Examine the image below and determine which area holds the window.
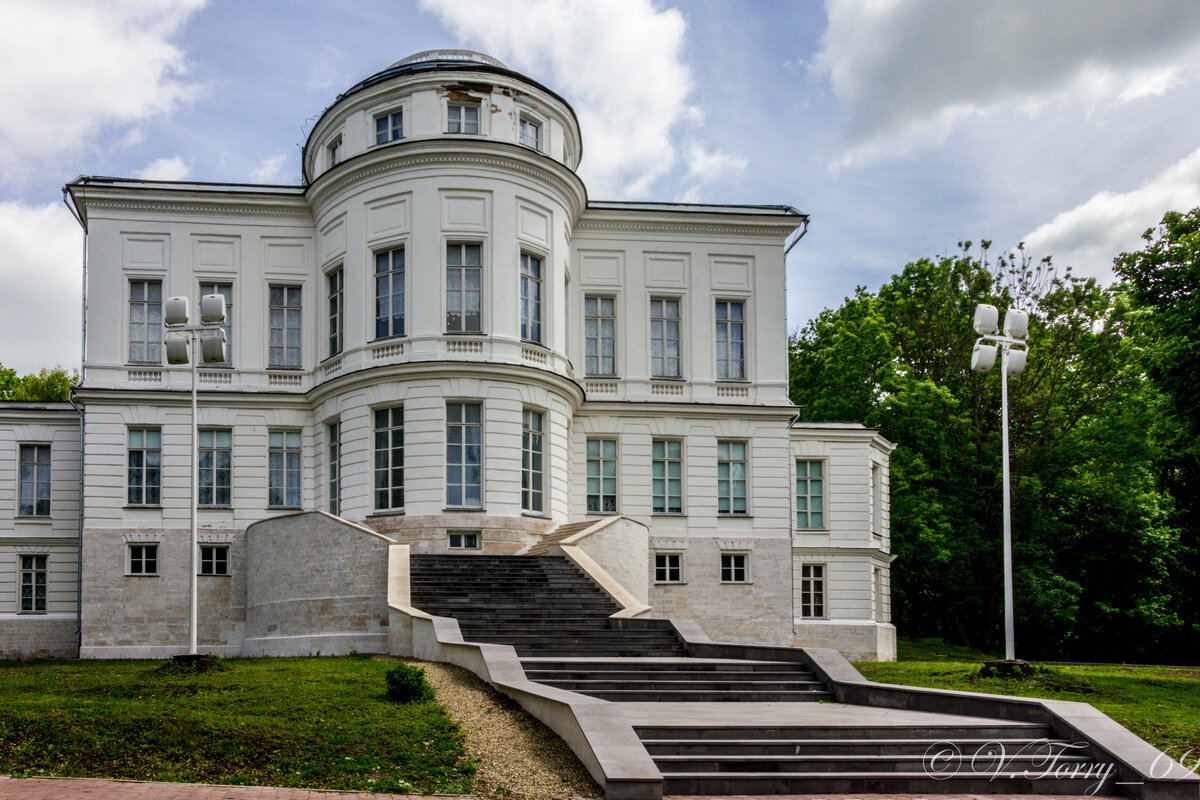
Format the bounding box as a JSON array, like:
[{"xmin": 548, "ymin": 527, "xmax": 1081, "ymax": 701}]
[
  {"xmin": 795, "ymin": 460, "xmax": 824, "ymax": 528},
  {"xmin": 650, "ymin": 297, "xmax": 681, "ymax": 378},
  {"xmin": 584, "ymin": 296, "xmax": 616, "ymax": 376},
  {"xmin": 328, "ymin": 268, "xmax": 343, "ymax": 357},
  {"xmin": 200, "ymin": 545, "xmax": 229, "ymax": 576},
  {"xmin": 721, "ymin": 552, "xmax": 749, "ymax": 583},
  {"xmin": 375, "ymin": 110, "xmax": 404, "ymax": 144},
  {"xmin": 374, "ymin": 408, "xmax": 404, "ymax": 511},
  {"xmin": 327, "ymin": 135, "xmax": 342, "ymax": 167},
  {"xmin": 520, "ymin": 253, "xmax": 542, "ymax": 343},
  {"xmin": 800, "ymin": 563, "xmax": 825, "ymax": 618},
  {"xmin": 446, "ymin": 243, "xmax": 482, "ymax": 333},
  {"xmin": 871, "ymin": 463, "xmax": 883, "ymax": 536},
  {"xmin": 328, "ymin": 421, "xmax": 341, "ymax": 516},
  {"xmin": 522, "ymin": 409, "xmax": 544, "ymax": 513},
  {"xmin": 651, "ymin": 440, "xmax": 683, "ymax": 514},
  {"xmin": 129, "ymin": 544, "xmax": 158, "ymax": 576},
  {"xmin": 129, "ymin": 279, "xmax": 162, "ymax": 364},
  {"xmin": 874, "ymin": 566, "xmax": 886, "ymax": 622},
  {"xmin": 268, "ymin": 285, "xmax": 302, "ymax": 368},
  {"xmin": 198, "ymin": 429, "xmax": 232, "ymax": 507},
  {"xmin": 655, "ymin": 552, "xmax": 682, "ymax": 583},
  {"xmin": 446, "ymin": 402, "xmax": 482, "ymax": 507},
  {"xmin": 449, "ymin": 531, "xmax": 480, "ymax": 550},
  {"xmin": 717, "ymin": 441, "xmax": 748, "ymax": 515},
  {"xmin": 268, "ymin": 430, "xmax": 301, "ymax": 508},
  {"xmin": 18, "ymin": 444, "xmax": 51, "ymax": 517},
  {"xmin": 519, "ymin": 117, "xmax": 541, "ymax": 150},
  {"xmin": 715, "ymin": 300, "xmax": 745, "ymax": 380},
  {"xmin": 585, "ymin": 438, "xmax": 618, "ymax": 513},
  {"xmin": 199, "ymin": 282, "xmax": 233, "ymax": 365},
  {"xmin": 19, "ymin": 555, "xmax": 46, "ymax": 612},
  {"xmin": 127, "ymin": 428, "xmax": 161, "ymax": 506},
  {"xmin": 447, "ymin": 102, "xmax": 479, "ymax": 134},
  {"xmin": 375, "ymin": 248, "xmax": 405, "ymax": 339}
]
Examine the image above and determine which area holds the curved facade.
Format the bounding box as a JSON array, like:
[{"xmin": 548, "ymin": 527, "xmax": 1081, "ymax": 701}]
[{"xmin": 18, "ymin": 50, "xmax": 897, "ymax": 660}]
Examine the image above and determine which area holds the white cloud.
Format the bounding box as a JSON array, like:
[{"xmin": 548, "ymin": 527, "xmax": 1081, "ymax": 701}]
[
  {"xmin": 249, "ymin": 153, "xmax": 289, "ymax": 184},
  {"xmin": 816, "ymin": 0, "xmax": 1200, "ymax": 166},
  {"xmin": 0, "ymin": 203, "xmax": 82, "ymax": 373},
  {"xmin": 0, "ymin": 0, "xmax": 205, "ymax": 180},
  {"xmin": 420, "ymin": 0, "xmax": 701, "ymax": 198},
  {"xmin": 1023, "ymin": 147, "xmax": 1200, "ymax": 279},
  {"xmin": 135, "ymin": 156, "xmax": 191, "ymax": 182}
]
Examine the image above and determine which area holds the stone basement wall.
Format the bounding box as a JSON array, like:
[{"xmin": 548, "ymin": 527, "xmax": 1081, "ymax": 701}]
[
  {"xmin": 575, "ymin": 517, "xmax": 649, "ymax": 605},
  {"xmin": 793, "ymin": 620, "xmax": 897, "ymax": 662},
  {"xmin": 0, "ymin": 617, "xmax": 76, "ymax": 658},
  {"xmin": 363, "ymin": 512, "xmax": 555, "ymax": 555},
  {"xmin": 244, "ymin": 511, "xmax": 394, "ymax": 656}
]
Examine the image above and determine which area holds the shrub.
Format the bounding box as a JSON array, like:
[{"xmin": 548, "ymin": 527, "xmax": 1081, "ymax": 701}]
[{"xmin": 385, "ymin": 663, "xmax": 435, "ymax": 703}]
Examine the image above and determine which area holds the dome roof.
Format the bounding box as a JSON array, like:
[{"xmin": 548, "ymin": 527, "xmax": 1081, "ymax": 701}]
[{"xmin": 388, "ymin": 50, "xmax": 507, "ymax": 69}]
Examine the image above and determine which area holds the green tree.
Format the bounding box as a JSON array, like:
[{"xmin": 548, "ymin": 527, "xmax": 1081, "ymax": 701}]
[{"xmin": 0, "ymin": 364, "xmax": 78, "ymax": 402}]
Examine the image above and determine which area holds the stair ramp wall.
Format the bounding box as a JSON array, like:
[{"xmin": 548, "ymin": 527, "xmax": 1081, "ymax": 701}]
[{"xmin": 524, "ymin": 516, "xmax": 650, "ymax": 614}]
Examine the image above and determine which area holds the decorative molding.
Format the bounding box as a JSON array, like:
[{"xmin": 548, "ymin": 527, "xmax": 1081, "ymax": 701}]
[
  {"xmin": 575, "ymin": 219, "xmax": 790, "ymax": 238},
  {"xmin": 585, "ymin": 381, "xmax": 618, "ymax": 395},
  {"xmin": 716, "ymin": 539, "xmax": 755, "ymax": 551},
  {"xmin": 199, "ymin": 371, "xmax": 232, "ymax": 385},
  {"xmin": 649, "ymin": 538, "xmax": 687, "ymax": 551},
  {"xmin": 83, "ymin": 199, "xmax": 311, "ymax": 219},
  {"xmin": 321, "ymin": 357, "xmax": 344, "ymax": 376},
  {"xmin": 372, "ymin": 342, "xmax": 405, "ymax": 360},
  {"xmin": 268, "ymin": 373, "xmax": 304, "ymax": 388},
  {"xmin": 14, "ymin": 544, "xmax": 52, "ymax": 554},
  {"xmin": 447, "ymin": 340, "xmax": 483, "ymax": 355},
  {"xmin": 522, "ymin": 347, "xmax": 547, "ymax": 365},
  {"xmin": 197, "ymin": 532, "xmax": 236, "ymax": 544},
  {"xmin": 717, "ymin": 385, "xmax": 749, "ymax": 398},
  {"xmin": 121, "ymin": 532, "xmax": 164, "ymax": 543},
  {"xmin": 128, "ymin": 369, "xmax": 162, "ymax": 383},
  {"xmin": 651, "ymin": 382, "xmax": 684, "ymax": 397}
]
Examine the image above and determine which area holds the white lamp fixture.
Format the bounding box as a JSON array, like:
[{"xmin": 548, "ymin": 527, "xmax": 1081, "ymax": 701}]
[
  {"xmin": 199, "ymin": 294, "xmax": 226, "ymax": 324},
  {"xmin": 1003, "ymin": 309, "xmax": 1029, "ymax": 340},
  {"xmin": 973, "ymin": 303, "xmax": 999, "ymax": 335},
  {"xmin": 971, "ymin": 342, "xmax": 998, "ymax": 373},
  {"xmin": 164, "ymin": 296, "xmax": 190, "ymax": 327}
]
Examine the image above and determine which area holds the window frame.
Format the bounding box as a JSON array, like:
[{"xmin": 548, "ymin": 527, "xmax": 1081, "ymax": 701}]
[
  {"xmin": 198, "ymin": 281, "xmax": 234, "ymax": 367},
  {"xmin": 654, "ymin": 552, "xmax": 684, "ymax": 584},
  {"xmin": 518, "ymin": 115, "xmax": 542, "ymax": 150},
  {"xmin": 584, "ymin": 295, "xmax": 617, "ymax": 377},
  {"xmin": 327, "ymin": 267, "xmax": 344, "ymax": 358},
  {"xmin": 447, "ymin": 101, "xmax": 480, "ymax": 134},
  {"xmin": 714, "ymin": 299, "xmax": 747, "ymax": 381},
  {"xmin": 17, "ymin": 443, "xmax": 51, "ymax": 518},
  {"xmin": 520, "ymin": 252, "xmax": 543, "ymax": 344},
  {"xmin": 649, "ymin": 296, "xmax": 683, "ymax": 378},
  {"xmin": 800, "ymin": 563, "xmax": 826, "ymax": 618},
  {"xmin": 445, "ymin": 242, "xmax": 484, "ymax": 334},
  {"xmin": 197, "ymin": 428, "xmax": 233, "ymax": 508},
  {"xmin": 651, "ymin": 439, "xmax": 684, "ymax": 515},
  {"xmin": 199, "ymin": 544, "xmax": 230, "ymax": 576},
  {"xmin": 795, "ymin": 459, "xmax": 826, "ymax": 529},
  {"xmin": 716, "ymin": 440, "xmax": 749, "ymax": 515},
  {"xmin": 18, "ymin": 554, "xmax": 47, "ymax": 613},
  {"xmin": 327, "ymin": 134, "xmax": 342, "ymax": 168},
  {"xmin": 375, "ymin": 109, "xmax": 404, "ymax": 144},
  {"xmin": 871, "ymin": 462, "xmax": 883, "ymax": 537},
  {"xmin": 126, "ymin": 427, "xmax": 162, "ymax": 507},
  {"xmin": 448, "ymin": 530, "xmax": 482, "ymax": 550},
  {"xmin": 128, "ymin": 543, "xmax": 159, "ymax": 577},
  {"xmin": 585, "ymin": 437, "xmax": 619, "ymax": 515},
  {"xmin": 267, "ymin": 429, "xmax": 302, "ymax": 509},
  {"xmin": 445, "ymin": 402, "xmax": 484, "ymax": 509},
  {"xmin": 267, "ymin": 284, "xmax": 303, "ymax": 369},
  {"xmin": 374, "ymin": 247, "xmax": 406, "ymax": 340},
  {"xmin": 128, "ymin": 278, "xmax": 163, "ymax": 365},
  {"xmin": 373, "ymin": 407, "xmax": 405, "ymax": 512},
  {"xmin": 328, "ymin": 421, "xmax": 341, "ymax": 517},
  {"xmin": 521, "ymin": 408, "xmax": 545, "ymax": 514},
  {"xmin": 720, "ymin": 552, "xmax": 750, "ymax": 584}
]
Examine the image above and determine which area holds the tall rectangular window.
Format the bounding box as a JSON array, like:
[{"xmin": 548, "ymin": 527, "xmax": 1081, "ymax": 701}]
[
  {"xmin": 327, "ymin": 269, "xmax": 343, "ymax": 357},
  {"xmin": 519, "ymin": 117, "xmax": 541, "ymax": 149},
  {"xmin": 268, "ymin": 285, "xmax": 302, "ymax": 368},
  {"xmin": 18, "ymin": 444, "xmax": 51, "ymax": 517},
  {"xmin": 327, "ymin": 135, "xmax": 342, "ymax": 167},
  {"xmin": 586, "ymin": 438, "xmax": 618, "ymax": 514},
  {"xmin": 654, "ymin": 552, "xmax": 682, "ymax": 583},
  {"xmin": 447, "ymin": 103, "xmax": 479, "ymax": 134},
  {"xmin": 200, "ymin": 545, "xmax": 229, "ymax": 576},
  {"xmin": 328, "ymin": 421, "xmax": 341, "ymax": 516},
  {"xmin": 795, "ymin": 460, "xmax": 824, "ymax": 528},
  {"xmin": 375, "ymin": 110, "xmax": 404, "ymax": 143},
  {"xmin": 375, "ymin": 248, "xmax": 405, "ymax": 339},
  {"xmin": 520, "ymin": 253, "xmax": 542, "ymax": 343},
  {"xmin": 650, "ymin": 297, "xmax": 681, "ymax": 378},
  {"xmin": 199, "ymin": 282, "xmax": 233, "ymax": 366},
  {"xmin": 584, "ymin": 296, "xmax": 616, "ymax": 377},
  {"xmin": 446, "ymin": 402, "xmax": 483, "ymax": 507},
  {"xmin": 715, "ymin": 300, "xmax": 745, "ymax": 380},
  {"xmin": 127, "ymin": 428, "xmax": 161, "ymax": 506},
  {"xmin": 268, "ymin": 430, "xmax": 301, "ymax": 508},
  {"xmin": 128, "ymin": 279, "xmax": 162, "ymax": 364},
  {"xmin": 717, "ymin": 441, "xmax": 748, "ymax": 515},
  {"xmin": 198, "ymin": 429, "xmax": 232, "ymax": 507},
  {"xmin": 800, "ymin": 564, "xmax": 826, "ymax": 618},
  {"xmin": 446, "ymin": 243, "xmax": 482, "ymax": 333},
  {"xmin": 374, "ymin": 408, "xmax": 404, "ymax": 511},
  {"xmin": 874, "ymin": 566, "xmax": 886, "ymax": 622},
  {"xmin": 522, "ymin": 409, "xmax": 544, "ymax": 513},
  {"xmin": 129, "ymin": 544, "xmax": 158, "ymax": 576},
  {"xmin": 721, "ymin": 552, "xmax": 749, "ymax": 583},
  {"xmin": 651, "ymin": 440, "xmax": 683, "ymax": 514},
  {"xmin": 19, "ymin": 555, "xmax": 46, "ymax": 612},
  {"xmin": 871, "ymin": 463, "xmax": 883, "ymax": 536}
]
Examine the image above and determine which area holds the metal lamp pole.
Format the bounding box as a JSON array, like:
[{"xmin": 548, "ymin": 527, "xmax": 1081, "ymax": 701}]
[
  {"xmin": 165, "ymin": 295, "xmax": 227, "ymax": 656},
  {"xmin": 971, "ymin": 304, "xmax": 1029, "ymax": 662}
]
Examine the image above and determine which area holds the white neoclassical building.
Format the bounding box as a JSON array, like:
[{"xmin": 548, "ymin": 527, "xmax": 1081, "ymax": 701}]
[{"xmin": 0, "ymin": 50, "xmax": 895, "ymax": 661}]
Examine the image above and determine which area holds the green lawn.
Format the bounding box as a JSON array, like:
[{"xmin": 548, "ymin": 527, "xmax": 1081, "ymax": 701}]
[
  {"xmin": 855, "ymin": 639, "xmax": 1200, "ymax": 758},
  {"xmin": 0, "ymin": 656, "xmax": 475, "ymax": 793}
]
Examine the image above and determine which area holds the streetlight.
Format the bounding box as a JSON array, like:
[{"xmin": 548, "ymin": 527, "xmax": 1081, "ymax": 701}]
[
  {"xmin": 970, "ymin": 303, "xmax": 1030, "ymax": 662},
  {"xmin": 164, "ymin": 293, "xmax": 227, "ymax": 656}
]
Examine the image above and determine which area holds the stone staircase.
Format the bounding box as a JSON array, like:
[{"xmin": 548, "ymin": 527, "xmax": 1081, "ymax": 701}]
[
  {"xmin": 523, "ymin": 520, "xmax": 596, "ymax": 555},
  {"xmin": 408, "ymin": 554, "xmax": 684, "ymax": 656}
]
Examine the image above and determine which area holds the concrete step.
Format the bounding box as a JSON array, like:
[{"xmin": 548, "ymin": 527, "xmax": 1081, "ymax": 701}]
[
  {"xmin": 567, "ymin": 689, "xmax": 834, "ymax": 702},
  {"xmin": 641, "ymin": 737, "xmax": 1079, "ymax": 756},
  {"xmin": 533, "ymin": 679, "xmax": 829, "ymax": 692},
  {"xmin": 653, "ymin": 752, "xmax": 1095, "ymax": 773},
  {"xmin": 658, "ymin": 771, "xmax": 1110, "ymax": 795},
  {"xmin": 634, "ymin": 724, "xmax": 1054, "ymax": 741}
]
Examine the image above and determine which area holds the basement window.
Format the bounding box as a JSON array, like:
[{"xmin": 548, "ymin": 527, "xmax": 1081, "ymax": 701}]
[{"xmin": 448, "ymin": 530, "xmax": 481, "ymax": 550}]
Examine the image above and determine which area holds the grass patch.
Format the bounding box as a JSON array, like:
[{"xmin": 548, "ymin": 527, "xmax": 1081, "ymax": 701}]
[
  {"xmin": 856, "ymin": 640, "xmax": 1200, "ymax": 759},
  {"xmin": 0, "ymin": 656, "xmax": 475, "ymax": 793}
]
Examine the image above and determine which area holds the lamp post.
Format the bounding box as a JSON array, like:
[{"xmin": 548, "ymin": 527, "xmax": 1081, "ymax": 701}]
[
  {"xmin": 164, "ymin": 294, "xmax": 227, "ymax": 656},
  {"xmin": 970, "ymin": 304, "xmax": 1030, "ymax": 662}
]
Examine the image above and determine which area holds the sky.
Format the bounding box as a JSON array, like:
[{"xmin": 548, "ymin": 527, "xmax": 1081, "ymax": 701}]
[{"xmin": 2, "ymin": 0, "xmax": 1200, "ymax": 374}]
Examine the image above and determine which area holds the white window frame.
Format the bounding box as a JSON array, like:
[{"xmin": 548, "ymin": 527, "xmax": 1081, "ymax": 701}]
[
  {"xmin": 651, "ymin": 439, "xmax": 683, "ymax": 515},
  {"xmin": 199, "ymin": 281, "xmax": 233, "ymax": 366},
  {"xmin": 717, "ymin": 440, "xmax": 749, "ymax": 515},
  {"xmin": 518, "ymin": 115, "xmax": 542, "ymax": 150},
  {"xmin": 715, "ymin": 299, "xmax": 746, "ymax": 380},
  {"xmin": 128, "ymin": 543, "xmax": 159, "ymax": 577},
  {"xmin": 654, "ymin": 552, "xmax": 684, "ymax": 584},
  {"xmin": 267, "ymin": 284, "xmax": 303, "ymax": 369},
  {"xmin": 520, "ymin": 252, "xmax": 543, "ymax": 344},
  {"xmin": 328, "ymin": 421, "xmax": 341, "ymax": 516},
  {"xmin": 795, "ymin": 459, "xmax": 825, "ymax": 529},
  {"xmin": 197, "ymin": 428, "xmax": 232, "ymax": 508},
  {"xmin": 199, "ymin": 544, "xmax": 230, "ymax": 576},
  {"xmin": 327, "ymin": 134, "xmax": 342, "ymax": 168},
  {"xmin": 447, "ymin": 102, "xmax": 480, "ymax": 134},
  {"xmin": 18, "ymin": 443, "xmax": 51, "ymax": 517},
  {"xmin": 128, "ymin": 278, "xmax": 163, "ymax": 365},
  {"xmin": 448, "ymin": 530, "xmax": 482, "ymax": 550},
  {"xmin": 720, "ymin": 552, "xmax": 750, "ymax": 584},
  {"xmin": 584, "ymin": 295, "xmax": 616, "ymax": 377},
  {"xmin": 650, "ymin": 296, "xmax": 682, "ymax": 378},
  {"xmin": 446, "ymin": 402, "xmax": 483, "ymax": 509},
  {"xmin": 127, "ymin": 428, "xmax": 162, "ymax": 507},
  {"xmin": 874, "ymin": 566, "xmax": 887, "ymax": 622},
  {"xmin": 445, "ymin": 242, "xmax": 483, "ymax": 334},
  {"xmin": 800, "ymin": 563, "xmax": 826, "ymax": 618},
  {"xmin": 18, "ymin": 554, "xmax": 47, "ymax": 612},
  {"xmin": 373, "ymin": 407, "xmax": 405, "ymax": 512},
  {"xmin": 375, "ymin": 109, "xmax": 404, "ymax": 144},
  {"xmin": 375, "ymin": 247, "xmax": 406, "ymax": 340},
  {"xmin": 267, "ymin": 430, "xmax": 302, "ymax": 509},
  {"xmin": 521, "ymin": 408, "xmax": 544, "ymax": 514},
  {"xmin": 327, "ymin": 268, "xmax": 344, "ymax": 358},
  {"xmin": 871, "ymin": 462, "xmax": 883, "ymax": 537},
  {"xmin": 585, "ymin": 438, "xmax": 618, "ymax": 514}
]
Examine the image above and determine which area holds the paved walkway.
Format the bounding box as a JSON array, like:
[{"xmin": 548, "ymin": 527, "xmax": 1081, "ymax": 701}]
[{"xmin": 0, "ymin": 776, "xmax": 1120, "ymax": 799}]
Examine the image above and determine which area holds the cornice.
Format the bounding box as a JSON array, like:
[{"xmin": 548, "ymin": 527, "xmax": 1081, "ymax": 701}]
[
  {"xmin": 75, "ymin": 196, "xmax": 313, "ymax": 221},
  {"xmin": 72, "ymin": 387, "xmax": 312, "ymax": 409},
  {"xmin": 576, "ymin": 400, "xmax": 796, "ymax": 420},
  {"xmin": 574, "ymin": 218, "xmax": 795, "ymax": 239}
]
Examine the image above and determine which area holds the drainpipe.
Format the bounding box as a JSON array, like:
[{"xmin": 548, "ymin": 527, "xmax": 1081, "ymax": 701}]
[
  {"xmin": 786, "ymin": 413, "xmax": 801, "ymax": 641},
  {"xmin": 63, "ymin": 182, "xmax": 87, "ymax": 656}
]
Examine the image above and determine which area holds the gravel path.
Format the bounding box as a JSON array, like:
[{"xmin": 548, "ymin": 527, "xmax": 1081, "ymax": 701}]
[{"xmin": 387, "ymin": 658, "xmax": 602, "ymax": 800}]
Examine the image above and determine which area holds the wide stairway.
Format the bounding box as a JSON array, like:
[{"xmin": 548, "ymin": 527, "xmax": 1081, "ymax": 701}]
[{"xmin": 408, "ymin": 554, "xmax": 685, "ymax": 656}]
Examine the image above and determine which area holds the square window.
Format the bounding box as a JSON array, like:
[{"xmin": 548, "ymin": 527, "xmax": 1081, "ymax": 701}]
[
  {"xmin": 448, "ymin": 103, "xmax": 479, "ymax": 134},
  {"xmin": 654, "ymin": 552, "xmax": 683, "ymax": 583},
  {"xmin": 129, "ymin": 544, "xmax": 158, "ymax": 576},
  {"xmin": 448, "ymin": 531, "xmax": 481, "ymax": 550},
  {"xmin": 721, "ymin": 552, "xmax": 749, "ymax": 583},
  {"xmin": 200, "ymin": 544, "xmax": 229, "ymax": 576},
  {"xmin": 376, "ymin": 110, "xmax": 404, "ymax": 144}
]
